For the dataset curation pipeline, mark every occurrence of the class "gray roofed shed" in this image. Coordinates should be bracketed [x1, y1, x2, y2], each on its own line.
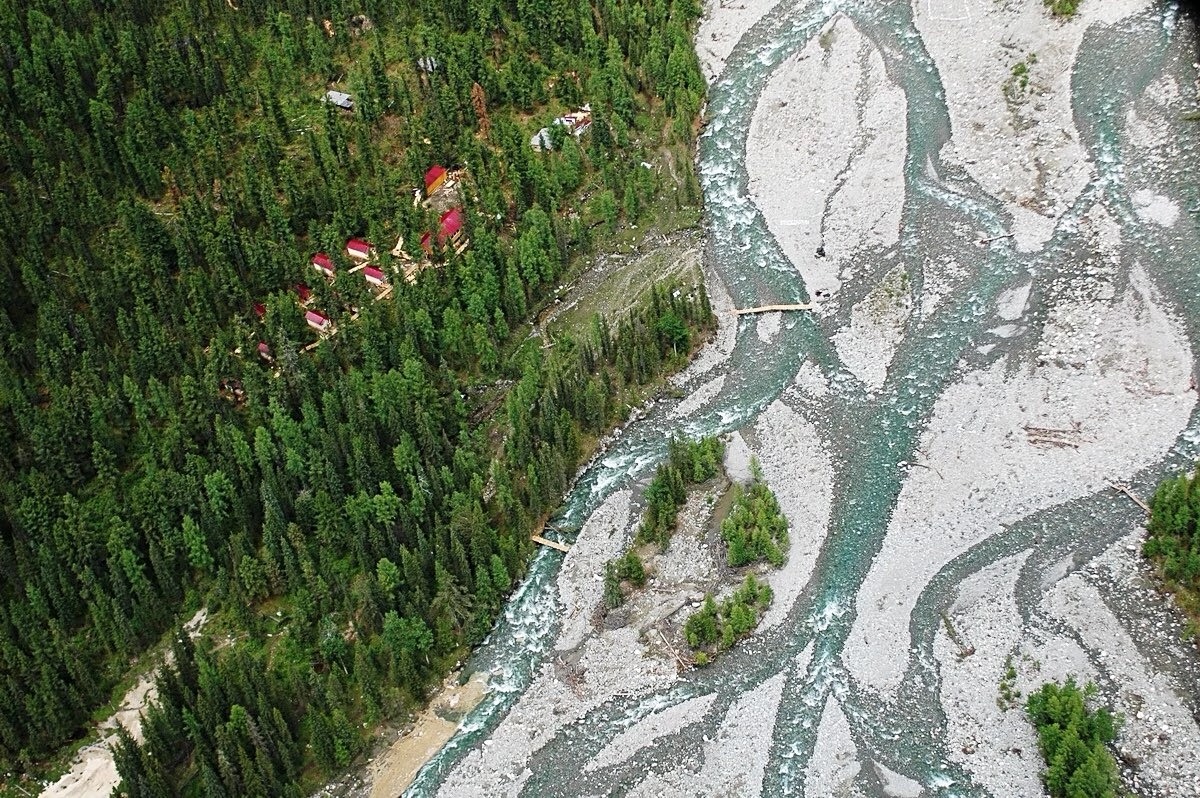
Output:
[324, 90, 354, 110]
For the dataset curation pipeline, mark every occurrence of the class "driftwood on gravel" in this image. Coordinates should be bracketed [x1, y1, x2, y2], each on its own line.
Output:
[1023, 421, 1083, 449]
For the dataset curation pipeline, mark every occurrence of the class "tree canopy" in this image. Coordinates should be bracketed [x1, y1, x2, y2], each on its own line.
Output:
[1026, 679, 1120, 798]
[0, 0, 710, 788]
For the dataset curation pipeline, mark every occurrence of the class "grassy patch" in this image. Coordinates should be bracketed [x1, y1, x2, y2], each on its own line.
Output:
[1045, 0, 1080, 17]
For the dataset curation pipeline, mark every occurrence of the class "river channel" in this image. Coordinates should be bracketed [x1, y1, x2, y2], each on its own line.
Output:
[403, 1, 1200, 795]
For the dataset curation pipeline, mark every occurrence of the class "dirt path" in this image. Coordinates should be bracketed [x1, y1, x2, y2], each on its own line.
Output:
[40, 609, 208, 798]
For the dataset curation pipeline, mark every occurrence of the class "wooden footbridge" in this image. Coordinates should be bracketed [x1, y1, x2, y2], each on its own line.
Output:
[730, 303, 815, 316]
[531, 534, 570, 553]
[532, 523, 573, 553]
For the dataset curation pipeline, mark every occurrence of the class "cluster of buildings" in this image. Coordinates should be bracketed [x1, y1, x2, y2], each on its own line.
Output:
[530, 105, 592, 151]
[415, 165, 470, 257]
[253, 236, 393, 361]
[250, 159, 474, 363]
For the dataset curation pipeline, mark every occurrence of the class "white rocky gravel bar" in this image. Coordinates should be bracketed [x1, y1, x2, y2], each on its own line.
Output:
[746, 14, 907, 302]
[427, 1, 1200, 793]
[915, 0, 1150, 251]
[696, 0, 784, 84]
[844, 265, 1195, 697]
[750, 399, 833, 631]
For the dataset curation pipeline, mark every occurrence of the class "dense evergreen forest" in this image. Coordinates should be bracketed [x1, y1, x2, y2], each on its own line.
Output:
[0, 0, 710, 790]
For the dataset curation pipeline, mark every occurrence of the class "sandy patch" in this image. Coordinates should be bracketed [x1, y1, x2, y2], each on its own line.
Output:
[832, 264, 912, 391]
[655, 487, 720, 586]
[746, 14, 907, 300]
[917, 0, 1149, 251]
[42, 609, 209, 798]
[695, 0, 783, 83]
[751, 400, 833, 631]
[844, 266, 1195, 695]
[695, 668, 788, 794]
[368, 673, 489, 798]
[1124, 72, 1185, 162]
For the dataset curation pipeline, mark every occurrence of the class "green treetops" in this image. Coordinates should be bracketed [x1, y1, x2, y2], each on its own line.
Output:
[638, 435, 724, 544]
[721, 458, 789, 568]
[1026, 679, 1120, 798]
[684, 574, 772, 656]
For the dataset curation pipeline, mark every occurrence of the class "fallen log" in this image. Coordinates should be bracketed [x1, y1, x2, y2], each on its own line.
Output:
[1026, 434, 1078, 448]
[1109, 482, 1151, 515]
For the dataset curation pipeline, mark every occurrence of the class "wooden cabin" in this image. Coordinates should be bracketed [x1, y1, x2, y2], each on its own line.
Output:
[311, 252, 335, 280]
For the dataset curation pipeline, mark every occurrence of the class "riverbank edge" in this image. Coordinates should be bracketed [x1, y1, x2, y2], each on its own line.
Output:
[309, 166, 716, 798]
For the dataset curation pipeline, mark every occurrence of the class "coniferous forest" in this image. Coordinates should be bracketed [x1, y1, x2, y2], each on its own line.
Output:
[0, 0, 711, 791]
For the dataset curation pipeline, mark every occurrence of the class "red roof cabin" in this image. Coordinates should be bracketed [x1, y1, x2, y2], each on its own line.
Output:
[424, 165, 447, 195]
[363, 266, 387, 288]
[257, 341, 273, 361]
[422, 207, 466, 254]
[294, 283, 314, 305]
[440, 207, 464, 239]
[305, 310, 332, 333]
[252, 302, 266, 320]
[311, 252, 335, 280]
[346, 238, 373, 262]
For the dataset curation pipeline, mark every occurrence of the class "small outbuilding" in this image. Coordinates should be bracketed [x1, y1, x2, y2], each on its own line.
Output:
[346, 238, 374, 262]
[421, 207, 466, 253]
[305, 309, 332, 333]
[530, 104, 593, 151]
[324, 90, 354, 111]
[424, 165, 447, 195]
[311, 252, 335, 280]
[363, 265, 387, 288]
